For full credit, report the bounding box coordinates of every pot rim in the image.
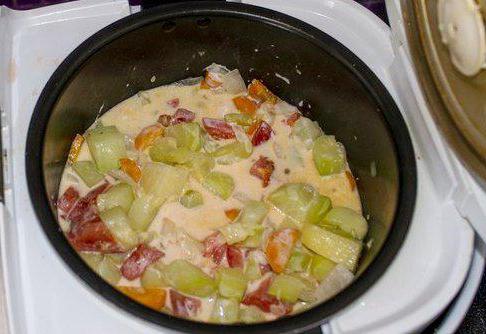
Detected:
[25,2,417,333]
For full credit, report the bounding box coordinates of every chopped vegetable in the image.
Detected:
[268,274,307,303]
[211,141,252,165]
[210,298,240,324]
[219,223,250,245]
[202,118,236,140]
[312,136,346,176]
[141,162,189,202]
[224,208,241,221]
[97,183,134,213]
[221,69,247,94]
[180,190,203,208]
[265,228,299,273]
[216,267,248,300]
[149,137,193,165]
[86,126,127,172]
[242,228,263,248]
[240,306,266,323]
[97,255,122,285]
[119,158,142,182]
[127,195,161,231]
[233,96,258,116]
[320,207,368,240]
[119,286,166,310]
[99,206,138,249]
[310,255,336,281]
[68,134,84,164]
[244,258,262,281]
[134,124,164,151]
[313,265,354,302]
[121,244,164,280]
[169,289,201,318]
[57,186,80,213]
[251,121,272,146]
[224,113,253,126]
[170,108,195,125]
[200,71,222,89]
[238,200,268,226]
[163,259,216,297]
[202,172,234,200]
[80,252,103,270]
[286,250,312,273]
[291,118,323,149]
[184,152,215,181]
[141,265,167,289]
[248,79,278,104]
[165,122,202,151]
[267,183,331,227]
[301,224,362,271]
[250,156,275,187]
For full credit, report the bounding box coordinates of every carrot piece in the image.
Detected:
[118,287,166,310]
[246,120,262,136]
[248,79,278,104]
[68,134,85,164]
[200,72,222,89]
[232,96,259,116]
[345,170,356,191]
[134,124,164,151]
[265,228,299,273]
[120,158,141,182]
[224,208,241,221]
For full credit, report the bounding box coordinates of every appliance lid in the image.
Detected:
[397,0,486,189]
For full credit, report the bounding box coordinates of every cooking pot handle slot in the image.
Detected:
[141,0,227,10]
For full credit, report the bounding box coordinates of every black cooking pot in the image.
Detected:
[26,2,416,333]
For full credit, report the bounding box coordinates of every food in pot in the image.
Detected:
[57,64,367,323]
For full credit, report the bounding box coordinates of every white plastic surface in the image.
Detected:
[0,0,481,333]
[438,0,486,76]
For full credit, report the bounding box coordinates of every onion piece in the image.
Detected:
[221,69,247,94]
[313,264,354,302]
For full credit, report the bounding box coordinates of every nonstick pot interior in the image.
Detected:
[26,2,416,333]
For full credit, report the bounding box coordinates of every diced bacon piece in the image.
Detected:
[251,121,272,146]
[242,277,292,316]
[157,114,172,127]
[246,121,260,137]
[57,186,80,213]
[233,96,258,116]
[170,108,195,125]
[200,71,222,90]
[248,79,278,104]
[121,244,164,280]
[259,263,273,275]
[134,124,164,151]
[169,289,202,318]
[250,156,275,187]
[265,228,299,273]
[285,112,301,126]
[345,170,357,191]
[227,245,244,269]
[224,208,241,221]
[67,218,120,253]
[120,158,141,182]
[67,182,110,224]
[167,98,180,108]
[202,118,235,140]
[203,232,227,265]
[119,287,166,310]
[68,134,84,164]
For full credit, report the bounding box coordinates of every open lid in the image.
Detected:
[392,0,486,190]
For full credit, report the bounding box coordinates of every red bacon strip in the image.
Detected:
[250,156,275,187]
[169,289,202,318]
[226,245,244,269]
[167,98,180,108]
[121,244,164,280]
[67,218,120,253]
[285,112,301,126]
[251,121,272,146]
[202,118,235,140]
[57,186,80,213]
[242,277,292,316]
[66,182,110,225]
[170,108,195,125]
